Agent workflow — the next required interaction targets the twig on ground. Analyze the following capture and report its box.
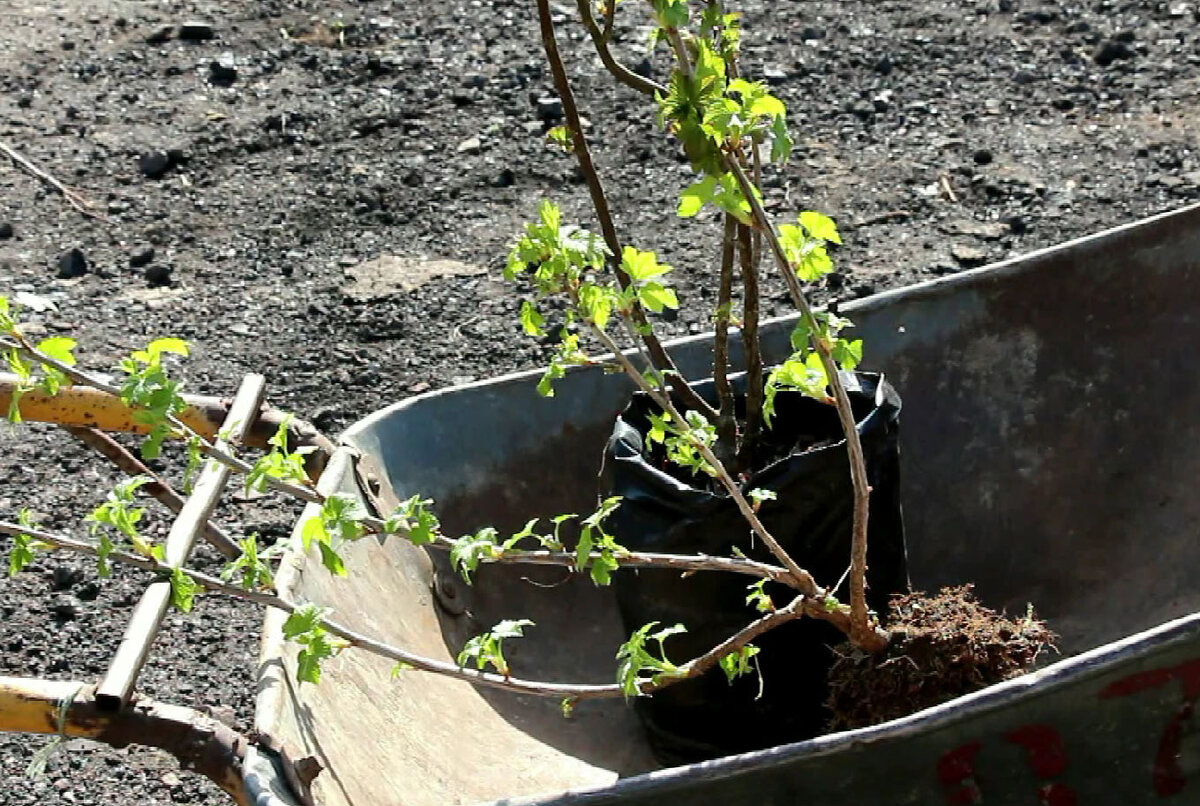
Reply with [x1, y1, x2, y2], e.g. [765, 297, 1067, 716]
[0, 140, 111, 223]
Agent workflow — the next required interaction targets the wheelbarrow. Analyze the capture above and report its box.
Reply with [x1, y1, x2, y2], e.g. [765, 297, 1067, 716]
[5, 202, 1200, 804]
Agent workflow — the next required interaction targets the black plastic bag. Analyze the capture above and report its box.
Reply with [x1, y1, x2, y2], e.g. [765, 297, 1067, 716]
[600, 372, 908, 764]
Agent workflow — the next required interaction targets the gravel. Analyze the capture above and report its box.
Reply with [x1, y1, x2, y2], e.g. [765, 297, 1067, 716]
[1, 0, 1198, 803]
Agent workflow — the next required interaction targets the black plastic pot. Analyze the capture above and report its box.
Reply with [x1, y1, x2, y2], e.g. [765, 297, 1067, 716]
[600, 371, 909, 765]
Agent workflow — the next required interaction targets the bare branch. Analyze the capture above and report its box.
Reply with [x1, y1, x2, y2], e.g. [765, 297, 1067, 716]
[535, 0, 719, 426]
[64, 426, 241, 560]
[713, 213, 738, 463]
[723, 156, 886, 652]
[0, 521, 812, 701]
[737, 222, 765, 467]
[575, 0, 667, 97]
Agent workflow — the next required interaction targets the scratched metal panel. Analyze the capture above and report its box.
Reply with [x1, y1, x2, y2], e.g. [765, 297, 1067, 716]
[258, 203, 1200, 806]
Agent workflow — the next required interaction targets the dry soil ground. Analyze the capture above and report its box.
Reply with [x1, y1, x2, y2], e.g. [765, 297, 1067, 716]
[0, 0, 1198, 804]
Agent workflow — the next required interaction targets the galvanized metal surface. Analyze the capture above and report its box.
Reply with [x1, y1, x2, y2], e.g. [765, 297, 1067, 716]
[255, 203, 1200, 806]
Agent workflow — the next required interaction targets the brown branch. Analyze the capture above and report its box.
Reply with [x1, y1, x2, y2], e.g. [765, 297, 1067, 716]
[575, 0, 667, 97]
[0, 521, 813, 701]
[0, 140, 111, 223]
[713, 213, 738, 465]
[64, 426, 240, 560]
[737, 222, 765, 468]
[536, 0, 719, 426]
[723, 157, 887, 653]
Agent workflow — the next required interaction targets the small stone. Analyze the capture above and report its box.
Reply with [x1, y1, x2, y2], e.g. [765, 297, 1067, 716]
[50, 597, 78, 620]
[1006, 215, 1029, 235]
[535, 96, 563, 121]
[138, 150, 172, 179]
[800, 26, 825, 40]
[850, 99, 875, 119]
[1113, 30, 1136, 43]
[973, 149, 994, 166]
[209, 53, 238, 85]
[178, 21, 215, 41]
[1094, 39, 1135, 67]
[1013, 68, 1038, 85]
[145, 25, 175, 44]
[456, 136, 482, 154]
[129, 245, 156, 267]
[51, 566, 83, 591]
[951, 244, 988, 267]
[0, 222, 12, 239]
[874, 54, 894, 75]
[55, 248, 88, 279]
[491, 168, 515, 188]
[144, 264, 172, 287]
[77, 581, 100, 601]
[461, 73, 486, 89]
[312, 407, 341, 433]
[762, 65, 787, 85]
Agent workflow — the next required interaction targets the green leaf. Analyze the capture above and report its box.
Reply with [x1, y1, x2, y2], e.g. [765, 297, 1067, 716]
[574, 526, 594, 573]
[8, 509, 48, 576]
[449, 528, 500, 582]
[770, 114, 793, 164]
[616, 621, 685, 697]
[578, 283, 614, 329]
[718, 644, 760, 684]
[677, 176, 717, 218]
[385, 495, 441, 546]
[746, 579, 775, 613]
[457, 619, 534, 677]
[637, 284, 679, 313]
[283, 603, 325, 639]
[832, 339, 864, 370]
[799, 211, 842, 245]
[519, 300, 546, 337]
[546, 125, 574, 153]
[318, 542, 347, 576]
[169, 568, 200, 613]
[748, 488, 777, 506]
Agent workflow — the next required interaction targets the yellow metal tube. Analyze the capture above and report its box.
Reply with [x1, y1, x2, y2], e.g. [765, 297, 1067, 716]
[0, 676, 259, 805]
[0, 373, 332, 478]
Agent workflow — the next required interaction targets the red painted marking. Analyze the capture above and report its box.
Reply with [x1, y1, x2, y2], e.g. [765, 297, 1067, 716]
[1039, 782, 1078, 806]
[937, 742, 983, 805]
[1007, 724, 1069, 778]
[1099, 657, 1200, 700]
[1101, 657, 1200, 797]
[1153, 700, 1194, 797]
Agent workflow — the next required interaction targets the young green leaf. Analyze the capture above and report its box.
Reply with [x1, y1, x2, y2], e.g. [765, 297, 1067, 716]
[718, 644, 761, 684]
[519, 299, 546, 337]
[616, 621, 686, 697]
[457, 619, 534, 677]
[746, 579, 775, 613]
[8, 509, 49, 577]
[169, 567, 200, 613]
[283, 603, 348, 685]
[799, 211, 842, 244]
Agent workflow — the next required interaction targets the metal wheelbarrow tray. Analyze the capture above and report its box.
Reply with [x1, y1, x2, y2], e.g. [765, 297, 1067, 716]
[255, 203, 1200, 805]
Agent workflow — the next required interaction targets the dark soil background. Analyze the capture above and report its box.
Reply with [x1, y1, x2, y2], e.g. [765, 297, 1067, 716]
[0, 0, 1197, 803]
